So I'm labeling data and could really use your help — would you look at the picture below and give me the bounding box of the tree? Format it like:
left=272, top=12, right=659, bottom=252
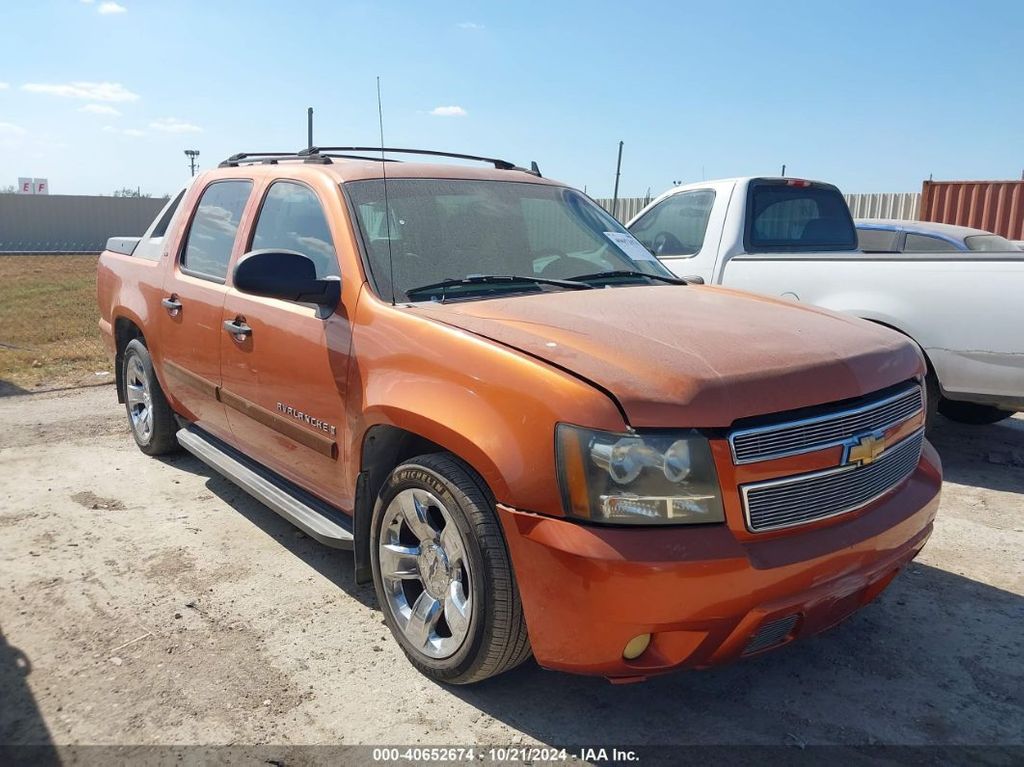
left=112, top=187, right=152, bottom=198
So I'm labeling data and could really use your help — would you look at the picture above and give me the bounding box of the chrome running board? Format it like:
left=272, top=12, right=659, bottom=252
left=177, top=426, right=354, bottom=549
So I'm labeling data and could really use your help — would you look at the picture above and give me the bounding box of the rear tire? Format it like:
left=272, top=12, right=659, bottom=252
left=122, top=339, right=180, bottom=455
left=370, top=453, right=531, bottom=684
left=937, top=399, right=1013, bottom=425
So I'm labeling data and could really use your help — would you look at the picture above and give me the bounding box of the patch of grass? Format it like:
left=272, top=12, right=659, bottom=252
left=0, top=254, right=113, bottom=390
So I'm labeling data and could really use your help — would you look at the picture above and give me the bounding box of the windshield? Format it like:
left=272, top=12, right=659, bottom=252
left=964, top=233, right=1016, bottom=252
left=345, top=179, right=676, bottom=301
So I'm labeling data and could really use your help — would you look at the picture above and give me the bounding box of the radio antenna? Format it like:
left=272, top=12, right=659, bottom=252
left=376, top=77, right=397, bottom=305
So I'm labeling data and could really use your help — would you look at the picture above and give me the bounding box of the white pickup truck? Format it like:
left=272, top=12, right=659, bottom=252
left=626, top=177, right=1024, bottom=424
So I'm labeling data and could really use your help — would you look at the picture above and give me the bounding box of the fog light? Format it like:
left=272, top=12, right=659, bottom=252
left=622, top=633, right=651, bottom=660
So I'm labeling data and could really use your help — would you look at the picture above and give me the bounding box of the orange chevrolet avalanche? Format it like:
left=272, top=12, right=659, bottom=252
left=96, top=148, right=941, bottom=684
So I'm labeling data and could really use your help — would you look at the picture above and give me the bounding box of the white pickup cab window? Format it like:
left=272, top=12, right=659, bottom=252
left=629, top=190, right=716, bottom=258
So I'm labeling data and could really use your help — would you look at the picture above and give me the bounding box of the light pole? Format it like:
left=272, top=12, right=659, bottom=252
left=184, top=149, right=200, bottom=177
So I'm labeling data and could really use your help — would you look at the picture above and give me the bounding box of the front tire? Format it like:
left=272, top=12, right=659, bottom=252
left=938, top=399, right=1014, bottom=425
left=122, top=339, right=180, bottom=455
left=924, top=372, right=941, bottom=434
left=370, top=453, right=531, bottom=684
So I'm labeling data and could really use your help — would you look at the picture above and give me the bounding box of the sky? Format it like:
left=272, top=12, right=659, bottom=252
left=1, top=0, right=1022, bottom=198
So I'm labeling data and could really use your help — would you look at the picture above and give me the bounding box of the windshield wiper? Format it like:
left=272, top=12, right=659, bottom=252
left=568, top=270, right=689, bottom=285
left=405, top=274, right=593, bottom=302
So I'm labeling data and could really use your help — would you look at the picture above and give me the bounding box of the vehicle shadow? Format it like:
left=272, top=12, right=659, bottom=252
left=154, top=452, right=377, bottom=609
left=0, top=380, right=32, bottom=397
left=445, top=563, right=1024, bottom=746
left=0, top=628, right=54, bottom=747
left=928, top=414, right=1024, bottom=494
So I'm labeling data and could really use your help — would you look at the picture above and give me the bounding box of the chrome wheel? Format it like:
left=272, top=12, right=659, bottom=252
left=125, top=354, right=153, bottom=443
left=378, top=488, right=473, bottom=659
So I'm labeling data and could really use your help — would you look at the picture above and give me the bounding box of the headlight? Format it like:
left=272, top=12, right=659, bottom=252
left=555, top=424, right=725, bottom=525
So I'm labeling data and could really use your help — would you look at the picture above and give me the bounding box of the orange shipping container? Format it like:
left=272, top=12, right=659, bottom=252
left=919, top=179, right=1024, bottom=240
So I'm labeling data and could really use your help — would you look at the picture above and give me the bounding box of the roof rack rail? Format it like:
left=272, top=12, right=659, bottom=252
left=218, top=151, right=333, bottom=168
left=219, top=147, right=541, bottom=176
left=305, top=147, right=541, bottom=175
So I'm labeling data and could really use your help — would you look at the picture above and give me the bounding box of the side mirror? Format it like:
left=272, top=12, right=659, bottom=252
left=234, top=249, right=340, bottom=316
left=680, top=275, right=705, bottom=284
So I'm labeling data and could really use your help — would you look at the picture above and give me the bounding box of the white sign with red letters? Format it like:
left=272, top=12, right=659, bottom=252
left=16, top=177, right=49, bottom=194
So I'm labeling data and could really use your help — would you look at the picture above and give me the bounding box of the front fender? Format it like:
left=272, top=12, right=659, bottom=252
left=346, top=294, right=626, bottom=517
left=359, top=400, right=518, bottom=503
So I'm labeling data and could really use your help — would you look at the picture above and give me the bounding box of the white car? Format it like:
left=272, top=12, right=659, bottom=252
left=627, top=177, right=1024, bottom=424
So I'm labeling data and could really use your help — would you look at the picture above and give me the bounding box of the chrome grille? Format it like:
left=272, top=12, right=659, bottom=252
left=729, top=385, right=923, bottom=464
left=741, top=430, right=925, bottom=532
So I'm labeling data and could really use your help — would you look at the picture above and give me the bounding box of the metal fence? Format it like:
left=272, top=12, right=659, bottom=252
left=0, top=193, right=165, bottom=253
left=593, top=197, right=652, bottom=223
left=844, top=192, right=921, bottom=220
left=595, top=192, right=922, bottom=224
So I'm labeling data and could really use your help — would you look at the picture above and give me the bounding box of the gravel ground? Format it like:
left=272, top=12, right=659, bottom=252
left=0, top=386, right=1021, bottom=748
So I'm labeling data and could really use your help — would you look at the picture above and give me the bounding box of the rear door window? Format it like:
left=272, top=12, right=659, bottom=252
left=904, top=233, right=959, bottom=252
left=180, top=180, right=253, bottom=281
left=856, top=228, right=900, bottom=252
left=628, top=190, right=715, bottom=257
left=746, top=181, right=856, bottom=252
left=251, top=181, right=339, bottom=277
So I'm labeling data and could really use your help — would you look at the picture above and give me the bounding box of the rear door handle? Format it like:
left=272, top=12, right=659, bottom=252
left=161, top=296, right=182, bottom=315
left=223, top=318, right=252, bottom=341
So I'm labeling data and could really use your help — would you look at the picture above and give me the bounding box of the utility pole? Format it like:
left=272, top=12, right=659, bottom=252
left=307, top=107, right=314, bottom=150
left=611, top=140, right=624, bottom=220
left=184, top=149, right=200, bottom=177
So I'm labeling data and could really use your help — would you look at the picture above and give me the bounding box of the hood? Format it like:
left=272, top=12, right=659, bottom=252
left=410, top=285, right=923, bottom=428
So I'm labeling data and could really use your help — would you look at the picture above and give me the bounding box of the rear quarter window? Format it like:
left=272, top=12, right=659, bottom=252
left=745, top=181, right=856, bottom=252
left=964, top=234, right=1016, bottom=252
left=132, top=189, right=186, bottom=261
left=856, top=227, right=900, bottom=252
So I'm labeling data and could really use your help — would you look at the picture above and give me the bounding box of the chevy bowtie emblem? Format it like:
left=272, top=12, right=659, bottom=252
left=845, top=432, right=886, bottom=466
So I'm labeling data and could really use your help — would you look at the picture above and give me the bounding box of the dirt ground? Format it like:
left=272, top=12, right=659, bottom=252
left=1, top=385, right=1021, bottom=748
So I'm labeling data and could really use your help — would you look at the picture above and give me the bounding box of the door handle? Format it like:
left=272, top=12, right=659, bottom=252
left=223, top=318, right=252, bottom=341
left=161, top=296, right=182, bottom=315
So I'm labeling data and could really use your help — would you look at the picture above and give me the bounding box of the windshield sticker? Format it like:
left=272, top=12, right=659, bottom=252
left=604, top=231, right=657, bottom=262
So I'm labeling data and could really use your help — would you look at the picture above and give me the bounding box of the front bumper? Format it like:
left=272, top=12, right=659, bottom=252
left=497, top=442, right=942, bottom=680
